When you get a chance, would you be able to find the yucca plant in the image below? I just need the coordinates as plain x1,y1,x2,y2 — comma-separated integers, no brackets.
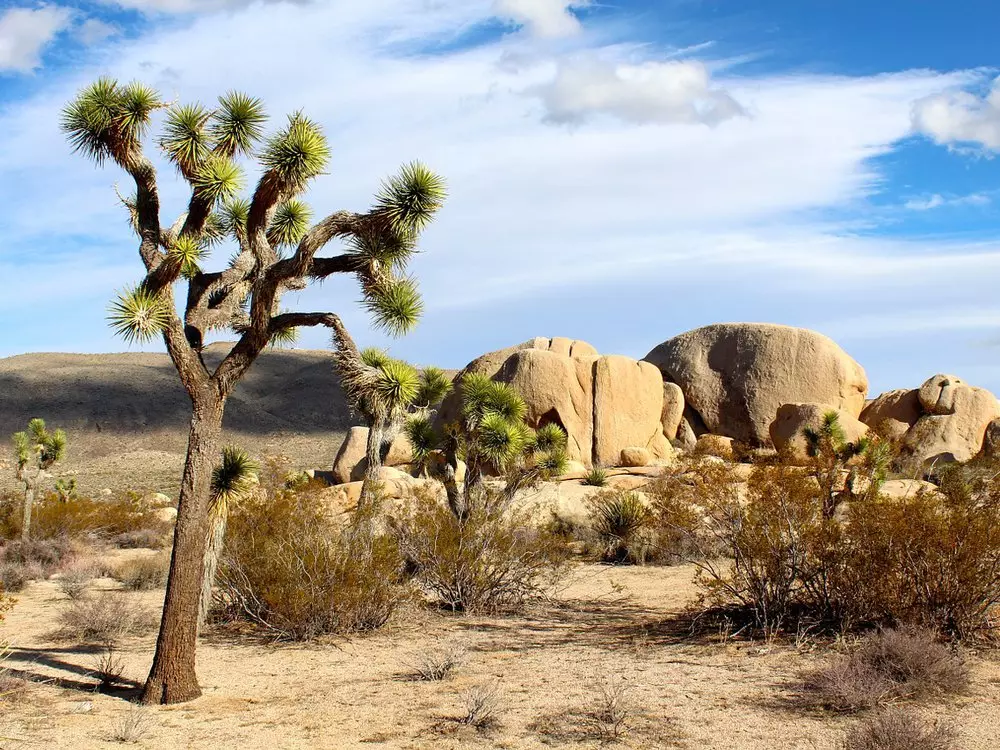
589,490,653,564
61,79,445,705
804,411,889,519
582,468,608,487
200,446,259,627
11,419,67,541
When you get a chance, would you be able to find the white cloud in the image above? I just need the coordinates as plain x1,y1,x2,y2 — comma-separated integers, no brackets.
494,0,585,38
912,76,1000,150
76,18,121,46
0,5,73,72
98,0,298,13
1,0,998,391
528,56,745,125
904,192,989,211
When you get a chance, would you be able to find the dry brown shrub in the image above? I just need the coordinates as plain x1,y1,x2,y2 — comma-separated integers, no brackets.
840,708,958,750
215,484,412,640
391,488,568,614
798,627,968,713
459,681,504,729
57,592,156,644
0,492,169,543
112,553,169,591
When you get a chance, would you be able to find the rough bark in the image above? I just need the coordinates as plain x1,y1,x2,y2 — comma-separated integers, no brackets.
198,511,227,629
360,420,385,509
141,393,224,705
20,477,35,542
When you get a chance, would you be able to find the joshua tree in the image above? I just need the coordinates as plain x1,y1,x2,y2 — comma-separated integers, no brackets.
406,374,568,519
200,446,259,627
12,419,66,541
61,79,445,704
803,411,890,518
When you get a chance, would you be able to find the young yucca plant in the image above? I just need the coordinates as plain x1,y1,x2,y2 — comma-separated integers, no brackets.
583,468,609,487
589,490,654,565
61,78,445,705
803,411,883,518
12,419,67,541
200,446,259,626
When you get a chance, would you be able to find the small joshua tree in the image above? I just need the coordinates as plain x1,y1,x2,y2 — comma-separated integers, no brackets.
406,373,568,519
12,419,66,541
61,79,445,704
200,446,259,627
803,411,890,519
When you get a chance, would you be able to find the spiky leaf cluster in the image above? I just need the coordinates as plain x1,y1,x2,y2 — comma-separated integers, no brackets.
61,78,161,166
267,200,313,248
108,285,172,344
415,367,452,409
363,276,424,337
375,161,447,233
260,111,331,192
210,446,260,513
12,418,67,473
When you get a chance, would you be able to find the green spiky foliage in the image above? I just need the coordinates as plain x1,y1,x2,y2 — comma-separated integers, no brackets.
61,78,445,705
11,419,67,541
802,411,883,519
415,367,452,409
202,446,259,626
405,414,440,476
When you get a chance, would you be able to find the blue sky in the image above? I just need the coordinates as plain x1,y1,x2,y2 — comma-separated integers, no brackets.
1,0,999,397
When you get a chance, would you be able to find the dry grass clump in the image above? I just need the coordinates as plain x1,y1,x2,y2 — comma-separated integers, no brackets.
57,592,156,644
0,663,28,704
459,681,504,729
109,705,153,744
110,528,168,550
587,674,633,741
407,645,466,681
582,468,609,487
798,628,968,713
392,489,567,614
840,709,958,750
57,562,98,600
215,484,412,640
112,553,169,591
588,489,655,564
92,644,127,689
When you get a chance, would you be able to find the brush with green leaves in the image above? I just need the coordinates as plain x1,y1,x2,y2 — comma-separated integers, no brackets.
61,78,446,705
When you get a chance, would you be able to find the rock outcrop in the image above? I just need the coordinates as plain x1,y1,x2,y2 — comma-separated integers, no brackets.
861,375,1000,468
331,426,414,485
769,403,869,463
438,337,673,468
644,323,868,446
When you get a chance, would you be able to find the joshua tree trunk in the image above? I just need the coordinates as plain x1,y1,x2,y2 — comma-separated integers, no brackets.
20,474,35,542
199,512,227,629
142,392,225,705
360,420,385,509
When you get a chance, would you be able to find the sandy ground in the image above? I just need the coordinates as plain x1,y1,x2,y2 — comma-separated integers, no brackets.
2,559,998,750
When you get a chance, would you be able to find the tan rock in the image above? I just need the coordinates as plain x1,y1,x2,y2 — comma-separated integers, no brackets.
695,434,735,461
620,447,652,467
593,356,670,466
860,389,922,440
332,427,413,485
901,376,1000,466
153,506,177,525
879,479,940,500
675,418,697,451
769,403,869,463
661,382,685,440
981,418,1000,459
644,323,868,445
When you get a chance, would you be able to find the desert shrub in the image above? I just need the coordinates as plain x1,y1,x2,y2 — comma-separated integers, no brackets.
588,674,633,741
655,452,1000,637
0,538,75,590
215,484,411,639
588,490,654,564
392,489,567,614
58,592,156,643
111,529,168,550
58,562,98,599
582,468,608,487
110,705,153,744
112,553,169,591
93,644,127,689
0,666,27,704
798,628,968,713
840,708,957,750
407,645,466,681
0,492,169,543
459,681,504,728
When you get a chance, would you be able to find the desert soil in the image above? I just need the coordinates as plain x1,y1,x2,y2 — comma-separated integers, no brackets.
2,559,998,750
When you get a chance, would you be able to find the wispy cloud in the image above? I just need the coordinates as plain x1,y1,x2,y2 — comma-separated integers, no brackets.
912,75,1000,151
0,4,73,73
493,0,587,39
904,192,991,210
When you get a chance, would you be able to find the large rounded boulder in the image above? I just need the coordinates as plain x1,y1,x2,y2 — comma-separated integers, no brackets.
643,323,868,446
438,337,672,467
